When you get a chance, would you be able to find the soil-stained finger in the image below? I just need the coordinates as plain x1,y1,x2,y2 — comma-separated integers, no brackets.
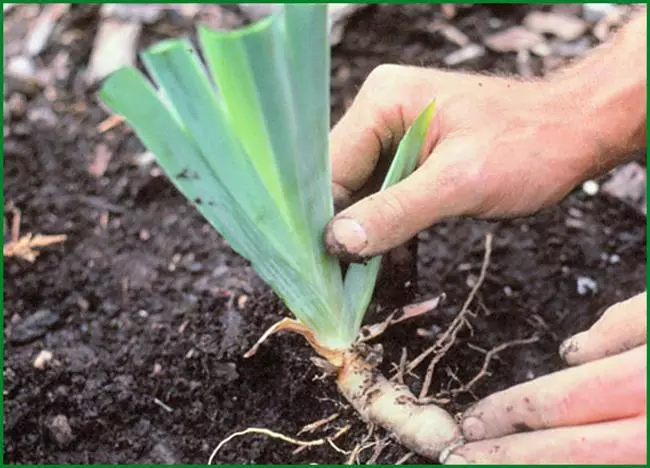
444,415,646,464
560,291,647,366
461,345,646,441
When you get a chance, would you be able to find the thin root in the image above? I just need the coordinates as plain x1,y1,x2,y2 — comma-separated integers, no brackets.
297,412,340,435
293,424,350,456
450,335,540,395
415,232,493,399
395,452,414,464
209,427,329,464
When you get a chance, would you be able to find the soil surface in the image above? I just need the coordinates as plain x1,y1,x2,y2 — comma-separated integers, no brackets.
4,4,646,464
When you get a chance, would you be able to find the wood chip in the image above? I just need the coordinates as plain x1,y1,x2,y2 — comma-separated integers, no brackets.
86,18,141,84
4,233,67,262
523,11,587,41
444,43,485,66
88,143,112,178
25,3,70,56
484,26,544,52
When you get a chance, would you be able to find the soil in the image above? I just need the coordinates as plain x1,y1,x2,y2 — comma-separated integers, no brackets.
4,4,646,464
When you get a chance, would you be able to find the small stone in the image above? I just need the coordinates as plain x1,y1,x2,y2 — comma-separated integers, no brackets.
133,151,156,166
568,207,583,218
503,286,513,297
237,295,249,309
443,43,485,66
602,162,646,211
609,254,620,264
138,309,148,318
33,349,53,369
484,26,544,52
47,414,74,447
139,229,151,241
433,23,470,46
565,217,585,229
27,106,57,126
550,37,591,57
10,309,60,344
523,11,587,41
582,179,599,196
577,276,598,295
583,3,618,22
530,42,552,57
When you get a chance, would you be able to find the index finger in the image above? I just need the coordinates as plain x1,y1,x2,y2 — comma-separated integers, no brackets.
461,345,646,441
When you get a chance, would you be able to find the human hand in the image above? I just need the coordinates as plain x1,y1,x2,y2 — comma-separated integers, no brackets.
442,292,647,464
325,9,646,261
325,64,606,261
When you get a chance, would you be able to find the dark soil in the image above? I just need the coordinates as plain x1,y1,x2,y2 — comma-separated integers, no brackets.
4,4,646,464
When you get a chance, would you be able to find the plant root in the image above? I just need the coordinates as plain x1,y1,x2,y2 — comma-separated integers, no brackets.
208,426,349,464
336,343,462,461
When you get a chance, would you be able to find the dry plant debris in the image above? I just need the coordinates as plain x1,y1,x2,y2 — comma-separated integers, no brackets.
4,204,67,262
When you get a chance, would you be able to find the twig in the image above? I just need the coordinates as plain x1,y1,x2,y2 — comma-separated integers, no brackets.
97,114,125,133
415,233,493,399
152,397,173,413
450,335,540,395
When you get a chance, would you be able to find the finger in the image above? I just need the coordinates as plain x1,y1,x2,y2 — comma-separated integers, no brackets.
329,65,441,213
461,345,646,441
329,76,405,207
325,138,482,260
560,291,647,366
444,415,646,464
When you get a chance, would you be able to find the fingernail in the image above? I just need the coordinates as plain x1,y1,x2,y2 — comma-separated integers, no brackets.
462,416,485,440
559,331,586,363
329,218,368,255
443,454,467,465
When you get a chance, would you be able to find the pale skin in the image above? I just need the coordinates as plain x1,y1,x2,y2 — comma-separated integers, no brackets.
325,9,647,464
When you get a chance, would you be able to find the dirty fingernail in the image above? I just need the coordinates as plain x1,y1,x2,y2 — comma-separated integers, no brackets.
462,416,486,440
329,218,368,255
443,454,467,464
559,331,587,363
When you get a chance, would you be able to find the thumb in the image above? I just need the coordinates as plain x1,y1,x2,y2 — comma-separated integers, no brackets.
325,139,480,260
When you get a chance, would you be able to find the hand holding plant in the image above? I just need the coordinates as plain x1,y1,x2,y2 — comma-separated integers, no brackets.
325,11,646,259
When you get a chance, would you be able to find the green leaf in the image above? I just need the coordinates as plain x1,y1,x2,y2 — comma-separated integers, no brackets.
99,4,436,351
342,101,437,338
100,6,349,349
